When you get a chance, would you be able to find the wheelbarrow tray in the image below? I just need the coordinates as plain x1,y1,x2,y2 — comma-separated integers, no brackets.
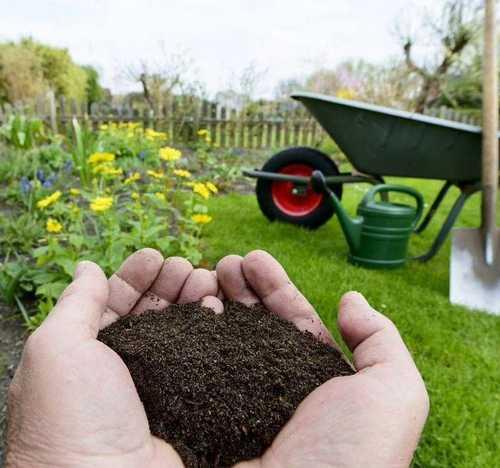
292,92,500,182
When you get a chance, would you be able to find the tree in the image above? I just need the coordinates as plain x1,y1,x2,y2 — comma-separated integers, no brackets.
124,45,203,112
0,42,47,104
0,38,98,105
274,78,303,101
303,59,419,110
397,0,482,112
21,38,87,102
82,65,104,110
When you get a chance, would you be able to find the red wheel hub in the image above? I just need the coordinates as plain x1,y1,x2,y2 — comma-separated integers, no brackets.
271,164,323,216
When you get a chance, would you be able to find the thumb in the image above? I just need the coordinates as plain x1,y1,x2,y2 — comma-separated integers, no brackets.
43,261,109,341
338,291,415,372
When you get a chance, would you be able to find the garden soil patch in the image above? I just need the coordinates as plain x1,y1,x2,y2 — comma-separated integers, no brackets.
98,301,354,467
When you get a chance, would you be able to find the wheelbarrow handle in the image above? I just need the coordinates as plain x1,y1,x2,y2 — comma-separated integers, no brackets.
362,185,425,227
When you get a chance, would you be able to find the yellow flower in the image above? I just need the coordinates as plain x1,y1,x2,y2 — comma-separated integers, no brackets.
69,188,80,196
193,183,210,200
37,191,62,209
131,192,140,200
197,129,209,137
46,217,62,233
90,196,113,212
155,192,166,201
147,169,164,179
159,147,182,162
99,124,108,131
92,164,123,176
124,172,141,184
336,88,356,100
102,167,122,176
145,129,167,141
191,214,212,224
173,169,191,178
205,182,218,194
88,152,115,165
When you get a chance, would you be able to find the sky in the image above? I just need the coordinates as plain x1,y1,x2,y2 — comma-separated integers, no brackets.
1,0,439,98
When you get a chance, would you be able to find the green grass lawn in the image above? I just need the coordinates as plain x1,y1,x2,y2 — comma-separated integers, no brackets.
204,179,500,468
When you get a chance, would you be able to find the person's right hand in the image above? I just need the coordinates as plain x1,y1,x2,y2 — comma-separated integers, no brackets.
216,250,429,468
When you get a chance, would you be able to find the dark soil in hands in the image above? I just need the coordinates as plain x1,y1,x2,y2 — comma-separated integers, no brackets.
98,301,354,467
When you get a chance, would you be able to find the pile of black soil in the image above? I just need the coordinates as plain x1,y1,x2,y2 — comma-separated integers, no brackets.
98,301,354,467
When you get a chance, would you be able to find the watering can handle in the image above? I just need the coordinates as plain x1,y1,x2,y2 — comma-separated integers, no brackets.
362,185,425,227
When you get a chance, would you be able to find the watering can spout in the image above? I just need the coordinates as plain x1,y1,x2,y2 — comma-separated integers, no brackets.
310,171,362,252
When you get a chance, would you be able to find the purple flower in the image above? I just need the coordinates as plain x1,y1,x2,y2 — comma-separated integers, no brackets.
19,177,32,194
138,150,147,161
42,175,56,189
36,169,45,183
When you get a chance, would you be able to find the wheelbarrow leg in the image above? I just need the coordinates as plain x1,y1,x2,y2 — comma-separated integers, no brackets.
415,181,453,234
414,183,481,262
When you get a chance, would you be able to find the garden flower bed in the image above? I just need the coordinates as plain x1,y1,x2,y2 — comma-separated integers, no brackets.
0,118,240,328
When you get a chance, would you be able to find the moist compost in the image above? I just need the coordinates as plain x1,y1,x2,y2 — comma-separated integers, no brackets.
98,301,354,467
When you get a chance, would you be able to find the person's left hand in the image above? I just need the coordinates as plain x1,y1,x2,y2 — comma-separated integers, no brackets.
6,248,222,468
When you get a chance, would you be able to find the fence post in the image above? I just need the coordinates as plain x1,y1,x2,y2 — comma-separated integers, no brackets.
47,90,58,133
220,106,227,148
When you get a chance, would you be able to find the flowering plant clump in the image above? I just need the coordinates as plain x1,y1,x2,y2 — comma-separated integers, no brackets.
0,118,220,329
88,152,115,165
90,196,113,212
159,147,182,162
191,214,212,224
173,169,191,178
147,169,164,179
192,182,211,200
37,191,62,209
46,218,62,233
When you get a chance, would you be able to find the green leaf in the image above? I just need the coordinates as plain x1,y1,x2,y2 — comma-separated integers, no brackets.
16,131,26,147
31,271,63,286
53,257,77,277
69,234,84,249
36,281,68,300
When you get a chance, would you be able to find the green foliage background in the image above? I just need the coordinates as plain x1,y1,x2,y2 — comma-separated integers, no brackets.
0,38,102,105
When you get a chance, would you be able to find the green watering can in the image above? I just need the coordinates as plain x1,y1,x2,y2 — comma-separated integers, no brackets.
311,171,424,269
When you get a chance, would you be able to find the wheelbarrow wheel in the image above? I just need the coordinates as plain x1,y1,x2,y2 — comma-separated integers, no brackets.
256,147,342,229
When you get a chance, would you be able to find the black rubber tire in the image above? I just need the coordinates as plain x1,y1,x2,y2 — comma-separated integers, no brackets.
256,147,342,229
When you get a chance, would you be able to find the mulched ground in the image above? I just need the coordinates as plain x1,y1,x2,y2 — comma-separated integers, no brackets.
0,305,26,464
98,301,354,467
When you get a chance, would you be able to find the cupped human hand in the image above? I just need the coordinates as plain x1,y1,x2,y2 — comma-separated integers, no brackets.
7,248,429,468
217,250,429,468
6,248,222,468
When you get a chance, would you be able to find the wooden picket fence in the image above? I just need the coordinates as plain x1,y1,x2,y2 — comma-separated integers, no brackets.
423,106,481,125
0,92,483,149
0,93,326,150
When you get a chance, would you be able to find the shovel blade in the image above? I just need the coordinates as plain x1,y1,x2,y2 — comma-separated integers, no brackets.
450,228,500,315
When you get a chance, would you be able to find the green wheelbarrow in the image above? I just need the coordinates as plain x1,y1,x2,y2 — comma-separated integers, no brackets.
244,92,500,262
